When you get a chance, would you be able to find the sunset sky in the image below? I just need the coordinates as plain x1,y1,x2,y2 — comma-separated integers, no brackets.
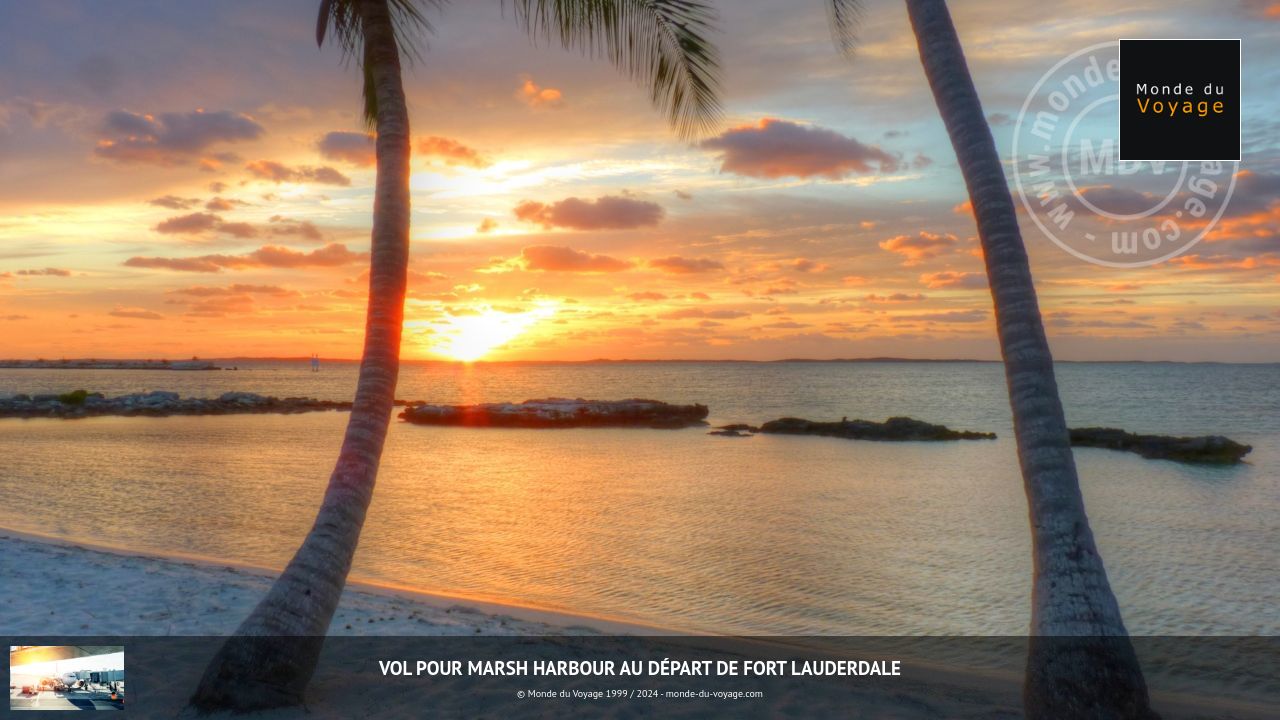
2,0,1279,362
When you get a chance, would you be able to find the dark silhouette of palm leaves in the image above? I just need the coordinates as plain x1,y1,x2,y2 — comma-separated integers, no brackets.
315,0,441,126
315,0,722,138
826,0,862,57
508,1,722,138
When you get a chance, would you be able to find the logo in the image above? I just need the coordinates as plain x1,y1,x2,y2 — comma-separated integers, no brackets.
1012,41,1239,267
1119,39,1241,162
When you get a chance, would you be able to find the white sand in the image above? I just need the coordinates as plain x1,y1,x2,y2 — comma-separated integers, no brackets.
0,529,639,637
1,531,1268,719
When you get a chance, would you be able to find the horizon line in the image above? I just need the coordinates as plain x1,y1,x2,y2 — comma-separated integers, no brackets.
3,356,1277,366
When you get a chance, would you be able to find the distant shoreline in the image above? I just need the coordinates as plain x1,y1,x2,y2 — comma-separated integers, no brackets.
0,359,221,371
2,357,1276,367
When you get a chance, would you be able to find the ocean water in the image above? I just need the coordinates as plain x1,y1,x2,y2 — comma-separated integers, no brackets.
0,360,1276,636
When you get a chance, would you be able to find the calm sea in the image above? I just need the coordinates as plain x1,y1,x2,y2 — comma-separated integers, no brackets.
0,360,1276,635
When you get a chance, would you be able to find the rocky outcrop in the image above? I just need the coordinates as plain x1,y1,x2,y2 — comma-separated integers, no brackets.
754,416,996,441
1069,427,1252,464
0,391,355,418
399,398,709,429
708,423,758,437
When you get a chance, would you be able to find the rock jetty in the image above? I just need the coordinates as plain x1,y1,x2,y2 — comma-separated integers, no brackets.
1069,427,1252,464
0,391,354,418
399,398,709,429
707,423,758,437
752,416,996,441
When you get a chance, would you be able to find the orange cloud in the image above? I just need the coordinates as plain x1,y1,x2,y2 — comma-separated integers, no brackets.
516,245,632,273
1203,173,1280,241
419,136,488,168
149,195,199,210
864,292,927,302
628,291,668,301
517,77,563,108
897,309,988,324
245,160,350,186
786,258,829,273
206,197,247,212
879,231,959,266
153,212,264,239
94,109,262,166
648,256,724,274
13,267,72,277
920,271,985,289
267,216,322,242
154,212,223,234
1169,254,1280,271
109,307,163,320
660,308,749,320
514,195,663,230
124,242,368,273
168,284,297,297
701,118,898,179
1075,185,1159,215
318,131,375,166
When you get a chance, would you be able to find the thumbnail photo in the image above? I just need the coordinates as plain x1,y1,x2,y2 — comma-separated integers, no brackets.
9,646,125,711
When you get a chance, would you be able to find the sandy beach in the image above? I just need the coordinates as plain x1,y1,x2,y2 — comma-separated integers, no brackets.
4,530,1272,719
0,529,639,638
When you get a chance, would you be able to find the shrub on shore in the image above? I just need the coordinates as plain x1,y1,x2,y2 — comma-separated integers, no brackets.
57,389,91,405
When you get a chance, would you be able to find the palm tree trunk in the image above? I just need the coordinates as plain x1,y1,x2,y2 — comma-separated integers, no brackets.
903,1,1157,717
189,0,411,712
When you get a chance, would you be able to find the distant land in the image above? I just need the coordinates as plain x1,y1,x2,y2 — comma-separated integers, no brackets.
0,359,220,371
168,356,1275,365
1,357,1275,368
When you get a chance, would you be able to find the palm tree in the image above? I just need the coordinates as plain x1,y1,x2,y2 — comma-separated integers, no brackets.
828,1,1156,717
189,0,721,713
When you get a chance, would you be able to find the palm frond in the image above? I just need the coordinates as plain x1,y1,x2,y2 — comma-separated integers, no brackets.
508,0,723,140
315,0,445,127
826,0,862,57
316,0,335,47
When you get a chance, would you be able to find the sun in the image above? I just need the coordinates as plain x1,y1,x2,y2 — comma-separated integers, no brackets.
429,303,556,361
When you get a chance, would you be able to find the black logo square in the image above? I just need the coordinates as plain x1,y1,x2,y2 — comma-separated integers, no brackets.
1119,39,1240,161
